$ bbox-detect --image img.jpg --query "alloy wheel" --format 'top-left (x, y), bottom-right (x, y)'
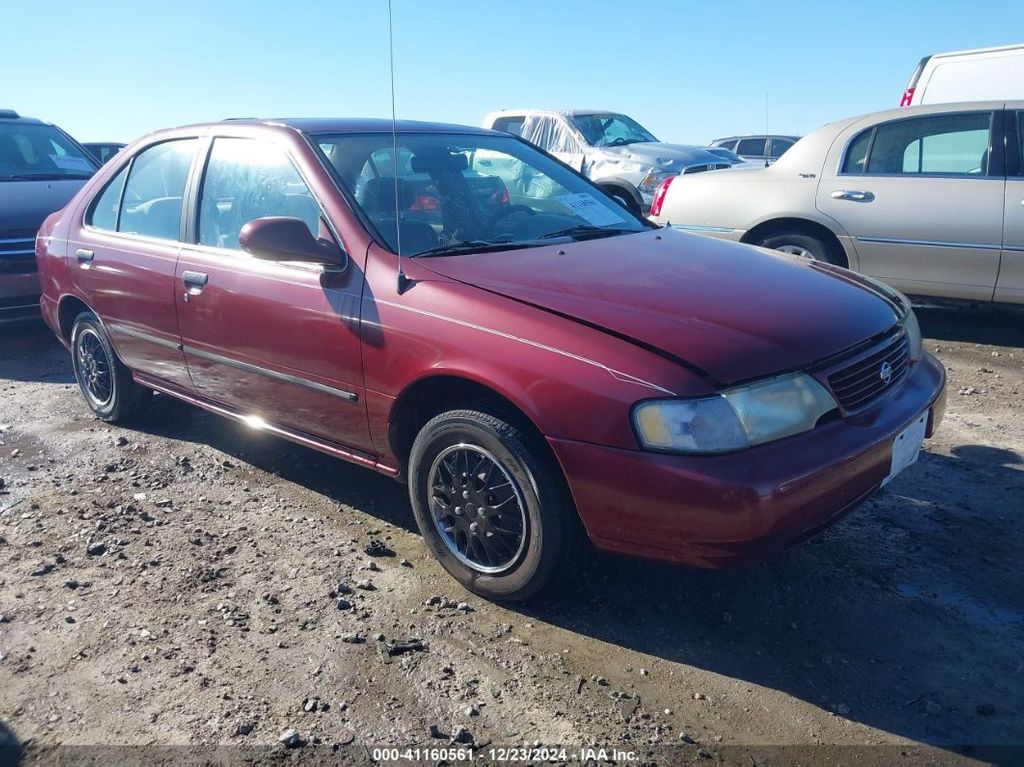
top-left (76, 328), bottom-right (113, 408)
top-left (428, 443), bottom-right (528, 574)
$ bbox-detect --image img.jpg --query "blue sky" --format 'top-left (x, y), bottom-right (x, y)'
top-left (6, 1), bottom-right (1024, 145)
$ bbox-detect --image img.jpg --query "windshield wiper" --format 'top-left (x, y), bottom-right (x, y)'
top-left (412, 240), bottom-right (529, 258)
top-left (535, 225), bottom-right (637, 241)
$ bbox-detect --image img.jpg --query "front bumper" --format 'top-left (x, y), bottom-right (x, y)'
top-left (549, 353), bottom-right (946, 568)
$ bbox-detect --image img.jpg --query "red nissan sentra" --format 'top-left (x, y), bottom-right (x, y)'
top-left (35, 119), bottom-right (946, 600)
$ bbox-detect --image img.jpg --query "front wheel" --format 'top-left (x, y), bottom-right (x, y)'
top-left (408, 408), bottom-right (574, 601)
top-left (71, 312), bottom-right (152, 422)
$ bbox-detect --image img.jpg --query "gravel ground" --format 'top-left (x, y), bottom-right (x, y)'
top-left (1, 304), bottom-right (1022, 766)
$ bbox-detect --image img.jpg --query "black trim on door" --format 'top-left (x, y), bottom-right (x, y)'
top-left (1007, 110), bottom-right (1023, 177)
top-left (182, 345), bottom-right (359, 402)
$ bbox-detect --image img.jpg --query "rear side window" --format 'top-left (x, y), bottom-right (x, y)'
top-left (197, 137), bottom-right (320, 251)
top-left (492, 117), bottom-right (525, 137)
top-left (717, 139), bottom-right (738, 151)
top-left (736, 137), bottom-right (767, 156)
top-left (771, 138), bottom-right (795, 157)
top-left (87, 164), bottom-right (129, 231)
top-left (845, 113), bottom-right (992, 176)
top-left (117, 139), bottom-right (199, 240)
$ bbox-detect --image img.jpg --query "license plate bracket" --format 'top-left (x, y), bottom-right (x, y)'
top-left (883, 411), bottom-right (928, 486)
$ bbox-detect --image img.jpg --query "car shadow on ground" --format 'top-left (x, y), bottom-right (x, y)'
top-left (0, 319), bottom-right (75, 384)
top-left (913, 302), bottom-right (1024, 347)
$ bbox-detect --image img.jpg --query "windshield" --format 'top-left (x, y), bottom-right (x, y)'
top-left (0, 122), bottom-right (97, 180)
top-left (568, 113), bottom-right (658, 147)
top-left (316, 132), bottom-right (647, 256)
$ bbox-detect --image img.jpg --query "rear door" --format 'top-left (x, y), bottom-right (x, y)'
top-left (174, 134), bottom-right (373, 453)
top-left (71, 138), bottom-right (199, 389)
top-left (996, 109), bottom-right (1024, 303)
top-left (816, 110), bottom-right (1004, 301)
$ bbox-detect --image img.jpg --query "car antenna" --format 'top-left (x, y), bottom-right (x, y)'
top-left (388, 0), bottom-right (411, 295)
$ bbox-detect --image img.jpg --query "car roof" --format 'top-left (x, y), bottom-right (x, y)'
top-left (0, 112), bottom-right (46, 125)
top-left (714, 134), bottom-right (800, 142)
top-left (204, 117), bottom-right (492, 136)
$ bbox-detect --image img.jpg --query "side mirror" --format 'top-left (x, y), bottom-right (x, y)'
top-left (239, 217), bottom-right (344, 267)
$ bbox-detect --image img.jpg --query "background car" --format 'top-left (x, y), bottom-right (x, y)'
top-left (36, 117), bottom-right (943, 601)
top-left (650, 100), bottom-right (1024, 305)
top-left (711, 134), bottom-right (800, 164)
top-left (0, 108), bottom-right (98, 323)
top-left (82, 142), bottom-right (125, 164)
top-left (483, 109), bottom-right (738, 214)
top-left (901, 43), bottom-right (1024, 106)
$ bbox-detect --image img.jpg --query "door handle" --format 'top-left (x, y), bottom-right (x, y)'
top-left (181, 271), bottom-right (208, 301)
top-left (831, 190), bottom-right (875, 202)
top-left (75, 248), bottom-right (94, 264)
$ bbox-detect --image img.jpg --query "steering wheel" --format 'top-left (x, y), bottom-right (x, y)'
top-left (488, 204), bottom-right (535, 228)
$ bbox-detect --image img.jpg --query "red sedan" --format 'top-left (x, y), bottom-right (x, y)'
top-left (35, 119), bottom-right (946, 600)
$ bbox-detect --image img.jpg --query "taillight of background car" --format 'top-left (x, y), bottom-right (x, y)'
top-left (649, 176), bottom-right (675, 218)
top-left (899, 88), bottom-right (915, 106)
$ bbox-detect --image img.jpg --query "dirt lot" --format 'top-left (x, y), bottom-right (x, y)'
top-left (1, 304), bottom-right (1023, 765)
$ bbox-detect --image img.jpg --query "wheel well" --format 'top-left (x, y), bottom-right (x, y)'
top-left (389, 376), bottom-right (542, 474)
top-left (741, 218), bottom-right (848, 268)
top-left (596, 182), bottom-right (643, 214)
top-left (57, 295), bottom-right (91, 342)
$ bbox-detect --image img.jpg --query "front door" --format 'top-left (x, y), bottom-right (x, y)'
top-left (70, 138), bottom-right (200, 389)
top-left (996, 110), bottom-right (1024, 304)
top-left (174, 136), bottom-right (372, 453)
top-left (817, 110), bottom-right (1004, 301)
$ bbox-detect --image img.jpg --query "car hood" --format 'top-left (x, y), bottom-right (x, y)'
top-left (590, 142), bottom-right (730, 170)
top-left (0, 179), bottom-right (88, 232)
top-left (418, 229), bottom-right (901, 386)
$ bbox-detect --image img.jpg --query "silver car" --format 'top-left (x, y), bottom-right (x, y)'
top-left (651, 101), bottom-right (1024, 305)
top-left (482, 109), bottom-right (737, 214)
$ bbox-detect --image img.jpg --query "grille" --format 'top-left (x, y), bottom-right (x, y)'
top-left (826, 333), bottom-right (910, 412)
top-left (0, 229), bottom-right (37, 275)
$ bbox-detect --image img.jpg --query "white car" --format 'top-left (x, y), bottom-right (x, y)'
top-left (648, 100), bottom-right (1024, 305)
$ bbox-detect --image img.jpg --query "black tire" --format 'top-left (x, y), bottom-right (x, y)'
top-left (600, 186), bottom-right (643, 217)
top-left (758, 230), bottom-right (840, 265)
top-left (70, 311), bottom-right (152, 422)
top-left (408, 407), bottom-right (576, 601)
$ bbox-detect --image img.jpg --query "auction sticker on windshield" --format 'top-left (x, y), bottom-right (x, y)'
top-left (883, 411), bottom-right (927, 486)
top-left (48, 154), bottom-right (93, 172)
top-left (556, 193), bottom-right (626, 226)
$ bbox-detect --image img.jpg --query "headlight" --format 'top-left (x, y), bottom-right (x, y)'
top-left (633, 373), bottom-right (837, 454)
top-left (903, 308), bottom-right (922, 362)
top-left (638, 170), bottom-right (678, 195)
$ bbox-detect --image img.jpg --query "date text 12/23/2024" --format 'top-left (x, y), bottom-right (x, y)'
top-left (371, 746), bottom-right (639, 762)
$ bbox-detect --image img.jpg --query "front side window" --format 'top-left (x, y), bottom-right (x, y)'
top-left (117, 139), bottom-right (199, 240)
top-left (568, 113), bottom-right (658, 147)
top-left (846, 113), bottom-right (992, 176)
top-left (736, 137), bottom-right (767, 157)
top-left (0, 122), bottom-right (96, 181)
top-left (198, 138), bottom-right (320, 251)
top-left (319, 131), bottom-right (644, 257)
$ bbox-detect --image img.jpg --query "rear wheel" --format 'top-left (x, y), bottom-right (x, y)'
top-left (758, 231), bottom-right (840, 265)
top-left (71, 312), bottom-right (151, 422)
top-left (408, 407), bottom-right (575, 601)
